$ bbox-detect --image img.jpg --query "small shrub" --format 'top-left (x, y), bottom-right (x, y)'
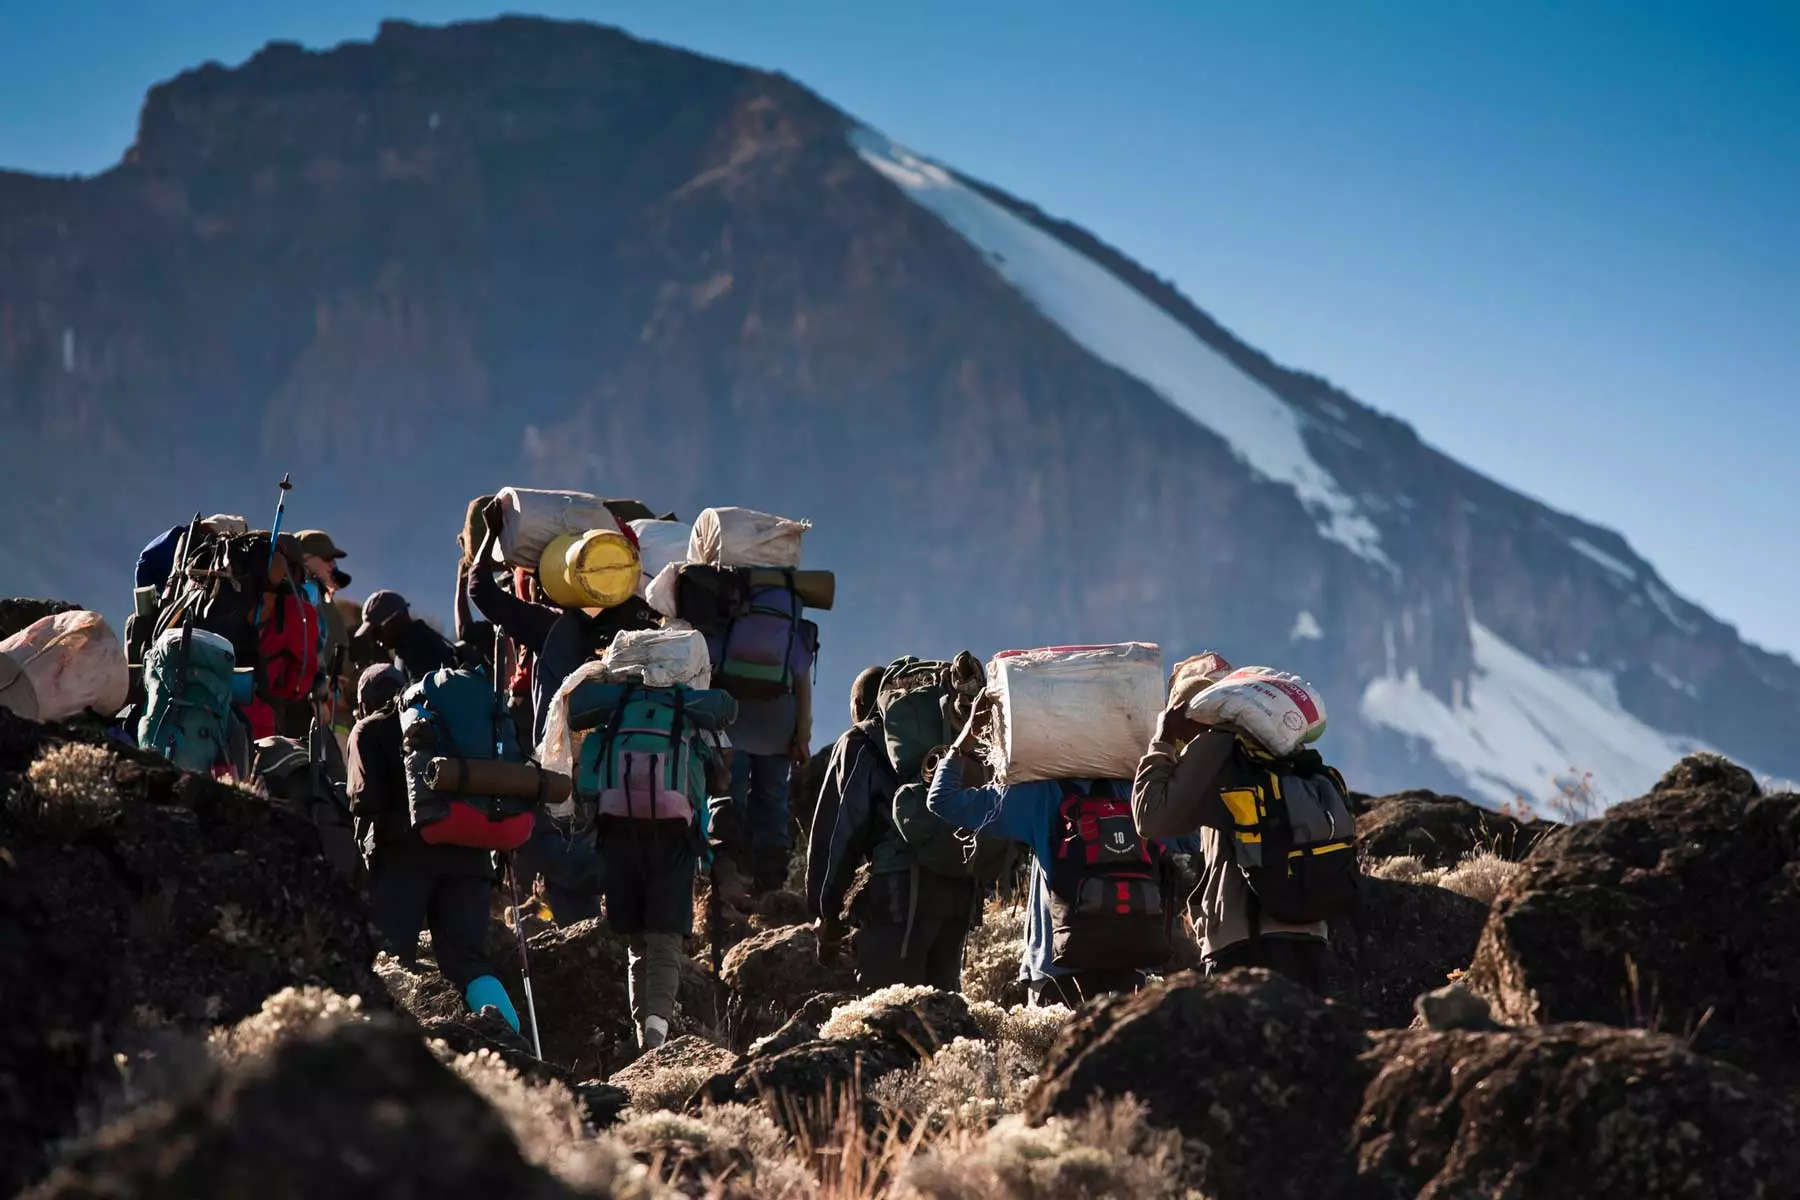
top-left (619, 1063), bottom-right (718, 1118)
top-left (819, 984), bottom-right (939, 1041)
top-left (895, 1095), bottom-right (1193, 1199)
top-left (439, 1047), bottom-right (589, 1177)
top-left (1365, 853), bottom-right (1435, 885)
top-left (209, 987), bottom-right (366, 1062)
top-left (961, 901), bottom-right (1028, 1007)
top-left (871, 1036), bottom-right (1037, 1129)
top-left (1435, 848), bottom-right (1522, 905)
top-left (21, 742), bottom-right (120, 835)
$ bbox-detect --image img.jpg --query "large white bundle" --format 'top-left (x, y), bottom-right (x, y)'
top-left (1186, 667), bottom-right (1327, 757)
top-left (602, 625), bottom-right (713, 691)
top-left (986, 643), bottom-right (1163, 785)
top-left (0, 654), bottom-right (39, 720)
top-left (688, 506), bottom-right (809, 569)
top-left (629, 518), bottom-right (693, 594)
top-left (0, 610), bottom-right (129, 722)
top-left (643, 561), bottom-right (682, 618)
top-left (496, 487), bottom-right (619, 568)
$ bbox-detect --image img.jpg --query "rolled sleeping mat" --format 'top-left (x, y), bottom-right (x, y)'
top-left (426, 757), bottom-right (573, 806)
top-left (747, 568), bottom-right (836, 610)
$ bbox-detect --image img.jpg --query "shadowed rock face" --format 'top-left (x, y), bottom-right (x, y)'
top-left (4, 16), bottom-right (1796, 800)
top-left (0, 711), bottom-right (379, 1197)
top-left (1467, 753), bottom-right (1800, 1084)
top-left (24, 1018), bottom-right (577, 1200)
top-left (1356, 789), bottom-right (1551, 866)
top-left (1026, 969), bottom-right (1374, 1200)
top-left (1329, 875), bottom-right (1489, 1028)
top-left (1354, 1024), bottom-right (1800, 1200)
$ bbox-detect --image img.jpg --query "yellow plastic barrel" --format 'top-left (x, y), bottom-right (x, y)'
top-left (538, 529), bottom-right (640, 609)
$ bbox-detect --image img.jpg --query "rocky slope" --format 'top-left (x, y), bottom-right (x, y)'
top-left (2, 16), bottom-right (1796, 803)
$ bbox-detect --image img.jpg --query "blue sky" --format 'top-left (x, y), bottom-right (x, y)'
top-left (4, 0), bottom-right (1797, 657)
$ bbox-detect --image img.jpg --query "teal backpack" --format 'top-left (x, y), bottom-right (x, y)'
top-left (571, 681), bottom-right (736, 833)
top-left (138, 624), bottom-right (246, 775)
top-left (400, 667), bottom-right (535, 851)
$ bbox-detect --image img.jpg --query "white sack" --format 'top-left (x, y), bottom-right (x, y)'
top-left (0, 655), bottom-right (40, 720)
top-left (629, 518), bottom-right (692, 594)
top-left (536, 660), bottom-right (613, 797)
top-left (1186, 667), bottom-right (1327, 757)
top-left (644, 561), bottom-right (682, 618)
top-left (602, 625), bottom-right (712, 691)
top-left (688, 506), bottom-right (809, 568)
top-left (496, 487), bottom-right (618, 568)
top-left (0, 610), bottom-right (129, 722)
top-left (986, 643), bottom-right (1163, 786)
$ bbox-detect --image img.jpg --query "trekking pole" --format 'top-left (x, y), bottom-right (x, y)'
top-left (506, 853), bottom-right (545, 1058)
top-left (252, 473), bottom-right (294, 628)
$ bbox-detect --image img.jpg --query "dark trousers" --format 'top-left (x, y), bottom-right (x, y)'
top-left (597, 818), bottom-right (699, 936)
top-left (1204, 935), bottom-right (1332, 995)
top-left (516, 820), bottom-right (606, 924)
top-left (853, 915), bottom-right (970, 992)
top-left (369, 839), bottom-right (498, 990)
top-left (1029, 968), bottom-right (1147, 1008)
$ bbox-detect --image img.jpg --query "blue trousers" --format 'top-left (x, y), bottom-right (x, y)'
top-left (730, 751), bottom-right (792, 852)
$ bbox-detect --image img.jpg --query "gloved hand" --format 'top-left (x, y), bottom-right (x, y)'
top-left (816, 917), bottom-right (848, 967)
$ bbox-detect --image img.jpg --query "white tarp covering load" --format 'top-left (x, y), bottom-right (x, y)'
top-left (0, 610), bottom-right (128, 722)
top-left (629, 519), bottom-right (693, 592)
top-left (643, 561), bottom-right (682, 618)
top-left (0, 654), bottom-right (39, 720)
top-left (536, 660), bottom-right (611, 797)
top-left (986, 643), bottom-right (1163, 785)
top-left (602, 625), bottom-right (712, 691)
top-left (688, 507), bottom-right (809, 569)
top-left (1188, 667), bottom-right (1328, 757)
top-left (495, 487), bottom-right (619, 568)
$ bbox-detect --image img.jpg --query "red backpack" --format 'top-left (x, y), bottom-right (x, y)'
top-left (258, 590), bottom-right (320, 702)
top-left (1046, 783), bottom-right (1171, 973)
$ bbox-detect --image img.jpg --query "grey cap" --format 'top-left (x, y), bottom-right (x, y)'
top-left (357, 664), bottom-right (407, 714)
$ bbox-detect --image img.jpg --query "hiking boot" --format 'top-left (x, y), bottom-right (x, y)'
top-left (639, 1015), bottom-right (669, 1052)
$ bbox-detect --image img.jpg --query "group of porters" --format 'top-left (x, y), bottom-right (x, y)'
top-left (0, 481), bottom-right (1359, 1061)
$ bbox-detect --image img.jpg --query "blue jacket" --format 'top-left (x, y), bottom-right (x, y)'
top-left (135, 526), bottom-right (185, 590)
top-left (926, 756), bottom-right (1199, 982)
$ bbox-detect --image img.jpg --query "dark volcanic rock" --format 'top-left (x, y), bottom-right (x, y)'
top-left (0, 598), bottom-right (82, 642)
top-left (1330, 875), bottom-right (1489, 1028)
top-left (1467, 753), bottom-right (1800, 1083)
top-left (606, 1033), bottom-right (737, 1111)
top-left (0, 712), bottom-right (379, 1196)
top-left (1026, 969), bottom-right (1371, 1200)
top-left (25, 1017), bottom-right (573, 1199)
top-left (1356, 788), bottom-right (1550, 867)
top-left (1354, 1024), bottom-right (1800, 1199)
top-left (720, 922), bottom-right (859, 1046)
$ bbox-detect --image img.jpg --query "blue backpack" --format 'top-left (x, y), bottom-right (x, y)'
top-left (400, 667), bottom-right (534, 851)
top-left (138, 625), bottom-right (249, 775)
top-left (571, 682), bottom-right (735, 830)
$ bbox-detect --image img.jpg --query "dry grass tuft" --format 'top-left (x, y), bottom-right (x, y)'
top-left (871, 1036), bottom-right (1038, 1130)
top-left (818, 984), bottom-right (940, 1042)
top-left (894, 1095), bottom-right (1194, 1199)
top-left (438, 1046), bottom-right (590, 1178)
top-left (1366, 848), bottom-right (1523, 906)
top-left (619, 1063), bottom-right (719, 1119)
top-left (20, 742), bottom-right (120, 835)
top-left (960, 901), bottom-right (1028, 1006)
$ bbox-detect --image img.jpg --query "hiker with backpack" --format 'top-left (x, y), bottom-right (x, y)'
top-left (1131, 657), bottom-right (1353, 995)
top-left (926, 685), bottom-right (1195, 1008)
top-left (551, 628), bottom-right (735, 1053)
top-left (811, 657), bottom-right (1007, 992)
top-left (346, 661), bottom-right (529, 1035)
top-left (355, 590), bottom-right (458, 684)
top-left (466, 503), bottom-right (659, 923)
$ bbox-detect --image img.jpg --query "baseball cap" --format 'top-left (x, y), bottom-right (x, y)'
top-left (356, 664), bottom-right (407, 714)
top-left (297, 530), bottom-right (348, 560)
top-left (354, 589), bottom-right (410, 638)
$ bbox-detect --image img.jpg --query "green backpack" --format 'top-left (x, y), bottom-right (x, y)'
top-left (875, 654), bottom-right (1013, 882)
top-left (138, 624), bottom-right (245, 775)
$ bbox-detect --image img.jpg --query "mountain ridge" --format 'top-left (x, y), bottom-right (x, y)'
top-left (0, 15), bottom-right (1791, 805)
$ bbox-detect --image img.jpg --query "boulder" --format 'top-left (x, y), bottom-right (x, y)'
top-left (606, 1034), bottom-right (738, 1112)
top-left (1025, 969), bottom-right (1371, 1200)
top-left (1354, 1024), bottom-right (1800, 1198)
top-left (719, 922), bottom-right (858, 1045)
top-left (0, 713), bottom-right (379, 1196)
top-left (1330, 875), bottom-right (1489, 1027)
top-left (1466, 753), bottom-right (1800, 1083)
top-left (24, 1017), bottom-right (575, 1199)
top-left (696, 987), bottom-right (981, 1131)
top-left (1357, 788), bottom-right (1550, 867)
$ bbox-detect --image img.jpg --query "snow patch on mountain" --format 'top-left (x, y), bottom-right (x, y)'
top-left (1361, 620), bottom-right (1708, 809)
top-left (1569, 536), bottom-right (1636, 582)
top-left (851, 128), bottom-right (1390, 566)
